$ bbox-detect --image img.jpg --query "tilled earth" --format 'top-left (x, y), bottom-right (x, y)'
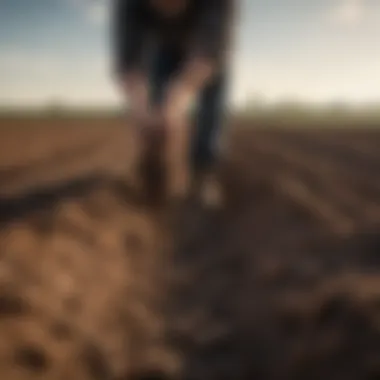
top-left (0, 118), bottom-right (379, 380)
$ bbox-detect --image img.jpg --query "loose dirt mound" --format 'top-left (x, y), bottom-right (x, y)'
top-left (0, 120), bottom-right (379, 380)
top-left (0, 177), bottom-right (176, 379)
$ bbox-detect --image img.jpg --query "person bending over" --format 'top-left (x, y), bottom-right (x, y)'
top-left (113, 0), bottom-right (235, 206)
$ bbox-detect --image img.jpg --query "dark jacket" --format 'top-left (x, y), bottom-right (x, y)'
top-left (113, 0), bottom-right (234, 76)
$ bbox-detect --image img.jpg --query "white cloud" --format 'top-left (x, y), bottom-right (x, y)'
top-left (326, 0), bottom-right (367, 26)
top-left (86, 1), bottom-right (109, 26)
top-left (69, 0), bottom-right (110, 26)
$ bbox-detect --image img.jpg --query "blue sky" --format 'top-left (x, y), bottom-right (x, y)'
top-left (0, 0), bottom-right (379, 107)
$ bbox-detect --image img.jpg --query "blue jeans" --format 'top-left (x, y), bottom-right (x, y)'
top-left (149, 45), bottom-right (227, 173)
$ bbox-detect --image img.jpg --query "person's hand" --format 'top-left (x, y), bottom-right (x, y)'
top-left (161, 81), bottom-right (195, 128)
top-left (132, 102), bottom-right (153, 133)
top-left (128, 90), bottom-right (165, 144)
top-left (161, 57), bottom-right (214, 126)
top-left (118, 71), bottom-right (151, 128)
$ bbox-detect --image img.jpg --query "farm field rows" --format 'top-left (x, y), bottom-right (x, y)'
top-left (0, 118), bottom-right (379, 380)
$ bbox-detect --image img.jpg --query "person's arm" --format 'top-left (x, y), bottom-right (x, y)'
top-left (112, 0), bottom-right (149, 113)
top-left (164, 0), bottom-right (235, 116)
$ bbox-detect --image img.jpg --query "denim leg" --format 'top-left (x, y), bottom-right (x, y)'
top-left (191, 72), bottom-right (227, 173)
